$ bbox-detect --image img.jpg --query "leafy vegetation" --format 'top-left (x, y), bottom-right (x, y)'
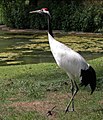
top-left (0, 5), bottom-right (4, 24)
top-left (1, 0), bottom-right (103, 32)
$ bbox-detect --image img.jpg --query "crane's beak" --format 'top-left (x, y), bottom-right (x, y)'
top-left (29, 10), bottom-right (41, 14)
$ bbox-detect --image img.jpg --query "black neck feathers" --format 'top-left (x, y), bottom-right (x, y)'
top-left (47, 15), bottom-right (54, 37)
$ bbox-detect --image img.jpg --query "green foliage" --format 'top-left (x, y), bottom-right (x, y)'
top-left (29, 1), bottom-right (103, 32)
top-left (1, 0), bottom-right (103, 32)
top-left (3, 0), bottom-right (30, 28)
top-left (0, 5), bottom-right (4, 24)
top-left (60, 2), bottom-right (103, 32)
top-left (79, 4), bottom-right (103, 32)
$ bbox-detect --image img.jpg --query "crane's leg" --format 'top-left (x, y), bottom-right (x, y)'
top-left (70, 79), bottom-right (74, 111)
top-left (65, 80), bottom-right (79, 113)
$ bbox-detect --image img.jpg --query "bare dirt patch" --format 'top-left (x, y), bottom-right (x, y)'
top-left (10, 100), bottom-right (54, 113)
top-left (9, 92), bottom-right (69, 119)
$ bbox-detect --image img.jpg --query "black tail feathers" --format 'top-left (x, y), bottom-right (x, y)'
top-left (80, 66), bottom-right (96, 94)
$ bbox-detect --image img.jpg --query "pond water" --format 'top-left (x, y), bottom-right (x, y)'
top-left (0, 32), bottom-right (102, 66)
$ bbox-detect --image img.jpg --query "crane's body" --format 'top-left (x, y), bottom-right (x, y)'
top-left (30, 8), bottom-right (96, 113)
top-left (48, 33), bottom-right (89, 80)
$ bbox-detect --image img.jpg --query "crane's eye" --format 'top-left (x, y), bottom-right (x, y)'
top-left (41, 9), bottom-right (44, 12)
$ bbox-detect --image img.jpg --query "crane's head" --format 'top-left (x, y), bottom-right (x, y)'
top-left (29, 8), bottom-right (50, 17)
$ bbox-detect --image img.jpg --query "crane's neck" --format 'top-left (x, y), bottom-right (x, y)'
top-left (47, 15), bottom-right (54, 37)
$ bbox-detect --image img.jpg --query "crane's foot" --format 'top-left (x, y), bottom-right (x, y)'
top-left (47, 106), bottom-right (56, 116)
top-left (65, 108), bottom-right (69, 113)
top-left (47, 110), bottom-right (53, 116)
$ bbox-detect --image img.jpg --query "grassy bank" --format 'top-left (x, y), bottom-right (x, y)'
top-left (0, 56), bottom-right (103, 120)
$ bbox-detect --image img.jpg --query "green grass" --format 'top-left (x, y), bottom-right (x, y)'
top-left (0, 56), bottom-right (103, 120)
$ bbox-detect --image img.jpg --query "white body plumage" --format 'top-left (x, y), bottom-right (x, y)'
top-left (48, 33), bottom-right (89, 80)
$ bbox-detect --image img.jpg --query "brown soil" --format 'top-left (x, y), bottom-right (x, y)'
top-left (9, 92), bottom-right (69, 119)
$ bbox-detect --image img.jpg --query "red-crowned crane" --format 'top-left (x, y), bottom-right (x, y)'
top-left (30, 8), bottom-right (96, 113)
